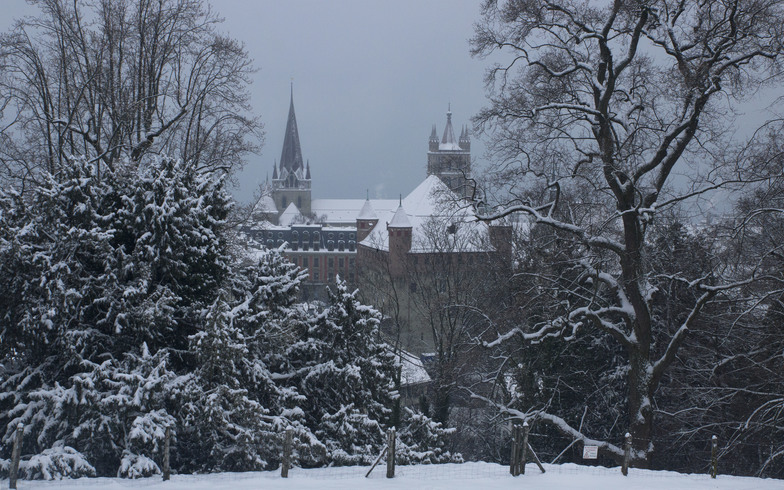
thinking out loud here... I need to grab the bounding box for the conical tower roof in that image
[388,204,412,228]
[358,198,378,220]
[279,89,304,173]
[440,106,460,150]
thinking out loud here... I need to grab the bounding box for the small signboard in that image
[583,445,599,460]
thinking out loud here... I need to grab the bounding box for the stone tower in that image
[427,107,472,199]
[272,87,312,216]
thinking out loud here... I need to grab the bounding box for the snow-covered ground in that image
[6,462,782,490]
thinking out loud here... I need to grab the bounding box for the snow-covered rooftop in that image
[359,176,494,253]
[311,198,398,225]
[279,202,303,227]
[357,199,378,220]
[389,205,412,228]
[398,350,431,387]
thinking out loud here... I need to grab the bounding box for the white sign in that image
[583,445,599,460]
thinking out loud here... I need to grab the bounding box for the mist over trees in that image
[470,0,784,476]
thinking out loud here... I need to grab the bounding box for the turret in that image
[387,202,412,276]
[429,124,439,152]
[356,195,379,242]
[459,125,471,151]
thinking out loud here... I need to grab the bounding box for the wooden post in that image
[622,432,632,476]
[162,426,171,481]
[710,435,718,479]
[509,424,519,476]
[281,427,293,478]
[521,421,530,475]
[386,428,395,478]
[9,423,22,490]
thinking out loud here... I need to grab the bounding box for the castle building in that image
[245,92,512,352]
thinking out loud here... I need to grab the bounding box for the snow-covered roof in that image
[311,198,398,225]
[398,350,431,387]
[279,202,302,227]
[357,199,378,220]
[253,194,277,215]
[438,142,463,151]
[389,205,412,228]
[359,175,494,253]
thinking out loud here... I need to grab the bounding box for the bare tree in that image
[472,0,784,467]
[0,0,260,187]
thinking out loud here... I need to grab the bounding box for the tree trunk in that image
[627,350,654,468]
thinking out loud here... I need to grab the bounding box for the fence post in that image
[521,421,530,475]
[9,423,22,490]
[509,424,519,476]
[710,435,718,479]
[162,426,171,481]
[622,432,632,476]
[386,428,395,478]
[281,427,293,478]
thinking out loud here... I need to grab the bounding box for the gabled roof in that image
[278,202,302,227]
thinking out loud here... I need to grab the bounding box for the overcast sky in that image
[2,1,491,203]
[219,0,490,203]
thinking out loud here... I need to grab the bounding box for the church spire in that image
[441,107,458,148]
[279,87,304,174]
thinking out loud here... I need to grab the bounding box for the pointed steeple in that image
[272,160,278,179]
[279,88,304,174]
[429,124,438,142]
[305,160,311,179]
[441,107,458,149]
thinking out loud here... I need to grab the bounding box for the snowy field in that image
[6,462,782,490]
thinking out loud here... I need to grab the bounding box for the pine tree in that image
[283,278,397,465]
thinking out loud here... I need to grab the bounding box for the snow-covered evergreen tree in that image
[283,277,397,465]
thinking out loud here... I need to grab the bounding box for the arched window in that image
[282,196,287,208]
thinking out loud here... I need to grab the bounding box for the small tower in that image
[459,125,471,152]
[387,202,412,277]
[429,124,439,152]
[427,106,472,199]
[271,86,312,216]
[356,194,379,242]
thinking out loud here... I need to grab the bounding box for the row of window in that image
[263,231,356,241]
[293,256,354,268]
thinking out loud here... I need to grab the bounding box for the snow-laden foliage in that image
[282,278,397,466]
[397,408,461,465]
[0,157,454,477]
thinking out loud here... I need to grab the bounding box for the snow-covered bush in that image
[397,408,462,465]
[118,451,160,479]
[21,445,96,480]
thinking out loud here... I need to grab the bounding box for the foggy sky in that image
[218,0,489,203]
[1,1,491,203]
